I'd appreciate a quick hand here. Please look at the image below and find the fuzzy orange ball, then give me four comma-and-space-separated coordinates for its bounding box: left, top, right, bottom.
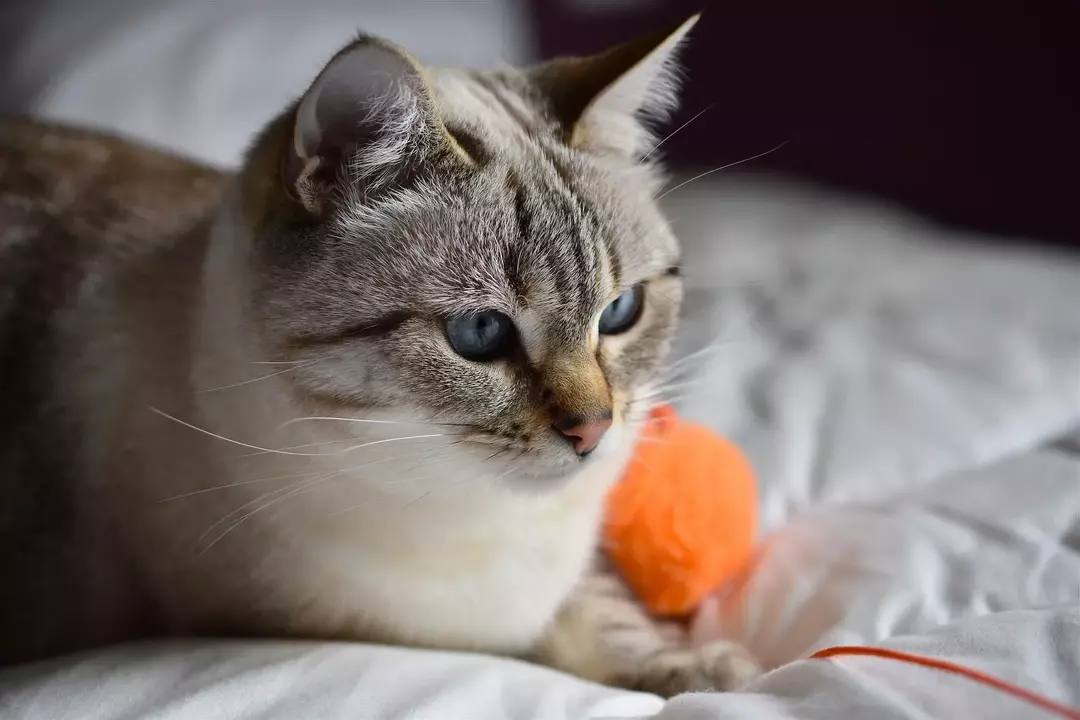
604, 405, 758, 617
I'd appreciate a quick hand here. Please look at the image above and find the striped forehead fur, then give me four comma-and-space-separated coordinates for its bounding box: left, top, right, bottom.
326, 70, 633, 313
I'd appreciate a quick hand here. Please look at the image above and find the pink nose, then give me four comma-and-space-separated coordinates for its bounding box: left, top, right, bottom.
554, 415, 613, 456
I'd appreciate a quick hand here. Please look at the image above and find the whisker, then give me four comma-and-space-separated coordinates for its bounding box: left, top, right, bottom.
249, 360, 309, 365
195, 439, 474, 550
150, 407, 444, 458
401, 444, 514, 510
149, 407, 353, 457
339, 433, 445, 454
658, 138, 792, 200
196, 360, 320, 393
330, 448, 468, 516
658, 346, 727, 382
490, 454, 524, 483
483, 448, 508, 463
160, 468, 330, 502
639, 104, 714, 164
659, 316, 757, 382
642, 376, 706, 397
282, 415, 476, 430
240, 437, 357, 457
280, 415, 423, 429
166, 441, 462, 503
199, 472, 339, 554
198, 445, 458, 550
196, 474, 324, 551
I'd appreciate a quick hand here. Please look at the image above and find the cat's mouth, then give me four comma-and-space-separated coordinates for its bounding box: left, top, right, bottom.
457, 428, 590, 472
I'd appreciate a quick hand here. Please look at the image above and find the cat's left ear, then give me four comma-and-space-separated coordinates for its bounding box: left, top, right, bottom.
532, 14, 699, 157
285, 36, 451, 214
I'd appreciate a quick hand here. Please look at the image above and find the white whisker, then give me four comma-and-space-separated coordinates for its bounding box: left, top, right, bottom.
339, 433, 445, 454
199, 472, 340, 554
197, 360, 320, 393
280, 415, 427, 429
328, 449, 465, 517
240, 437, 356, 458
195, 442, 469, 552
159, 468, 330, 502
149, 407, 444, 458
249, 360, 309, 365
658, 139, 791, 199
659, 311, 757, 383
165, 442, 456, 503
490, 457, 522, 483
639, 104, 714, 164
149, 407, 347, 457
196, 474, 323, 551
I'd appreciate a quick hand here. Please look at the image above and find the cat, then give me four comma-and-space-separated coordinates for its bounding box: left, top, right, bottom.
0, 16, 760, 696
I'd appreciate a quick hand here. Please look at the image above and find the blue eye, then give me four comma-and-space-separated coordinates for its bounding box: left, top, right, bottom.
598, 285, 644, 335
445, 311, 514, 361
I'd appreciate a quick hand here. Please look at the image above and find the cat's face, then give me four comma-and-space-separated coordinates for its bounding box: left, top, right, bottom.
240, 21, 694, 486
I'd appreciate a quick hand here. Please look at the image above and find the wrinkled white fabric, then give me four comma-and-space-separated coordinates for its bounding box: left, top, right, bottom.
0, 641, 660, 720
667, 178, 1080, 668
3, 609, 1077, 719
664, 607, 1080, 720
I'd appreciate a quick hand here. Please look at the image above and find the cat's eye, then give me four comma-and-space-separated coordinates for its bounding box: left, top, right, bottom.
598, 284, 644, 335
445, 311, 515, 361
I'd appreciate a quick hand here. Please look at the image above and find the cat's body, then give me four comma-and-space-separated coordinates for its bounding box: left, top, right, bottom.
0, 20, 759, 695
0, 117, 613, 656
0, 120, 222, 659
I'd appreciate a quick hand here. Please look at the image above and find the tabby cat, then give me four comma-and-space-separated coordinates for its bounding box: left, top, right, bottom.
0, 16, 759, 695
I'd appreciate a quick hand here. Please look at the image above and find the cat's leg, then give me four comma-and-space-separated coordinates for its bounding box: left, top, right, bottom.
535, 565, 761, 697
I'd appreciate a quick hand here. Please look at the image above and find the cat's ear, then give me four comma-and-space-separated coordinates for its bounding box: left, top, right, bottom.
286, 36, 445, 213
531, 14, 699, 157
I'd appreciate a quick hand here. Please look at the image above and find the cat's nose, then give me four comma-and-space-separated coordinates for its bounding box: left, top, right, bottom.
552, 412, 613, 456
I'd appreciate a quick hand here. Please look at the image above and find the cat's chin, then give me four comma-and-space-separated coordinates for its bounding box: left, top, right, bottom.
503, 459, 584, 489
494, 435, 633, 493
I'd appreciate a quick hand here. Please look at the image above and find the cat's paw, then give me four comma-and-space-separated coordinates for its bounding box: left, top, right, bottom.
619, 640, 762, 697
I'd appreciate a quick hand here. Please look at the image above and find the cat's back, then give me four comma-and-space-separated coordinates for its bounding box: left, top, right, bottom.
0, 117, 224, 268
0, 118, 225, 326
0, 118, 224, 663
0, 117, 226, 423
0, 117, 226, 456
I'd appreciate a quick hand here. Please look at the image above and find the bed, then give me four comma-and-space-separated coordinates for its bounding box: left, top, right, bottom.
1, 2, 1078, 718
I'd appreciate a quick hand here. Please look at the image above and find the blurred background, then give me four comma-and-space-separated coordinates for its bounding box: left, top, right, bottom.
1, 0, 1077, 247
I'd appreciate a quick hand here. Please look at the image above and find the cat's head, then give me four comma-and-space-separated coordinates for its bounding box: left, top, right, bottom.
237, 18, 696, 487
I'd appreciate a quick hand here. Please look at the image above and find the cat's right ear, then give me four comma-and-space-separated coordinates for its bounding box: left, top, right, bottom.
285, 37, 441, 214
531, 15, 698, 158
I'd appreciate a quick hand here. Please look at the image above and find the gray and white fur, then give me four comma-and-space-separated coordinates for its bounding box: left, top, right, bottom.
0, 17, 759, 695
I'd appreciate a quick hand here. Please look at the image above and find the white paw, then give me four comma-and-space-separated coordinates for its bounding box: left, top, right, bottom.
622, 640, 762, 697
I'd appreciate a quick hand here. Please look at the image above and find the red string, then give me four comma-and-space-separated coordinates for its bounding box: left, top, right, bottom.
811, 645, 1080, 720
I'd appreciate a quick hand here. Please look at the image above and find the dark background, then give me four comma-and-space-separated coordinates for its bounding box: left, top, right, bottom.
528, 0, 1080, 247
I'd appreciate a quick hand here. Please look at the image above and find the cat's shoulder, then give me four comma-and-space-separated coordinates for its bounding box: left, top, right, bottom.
0, 117, 225, 253
0, 117, 227, 360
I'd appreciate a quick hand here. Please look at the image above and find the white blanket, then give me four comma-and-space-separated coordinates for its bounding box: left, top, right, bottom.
667, 178, 1080, 669
2, 1, 1079, 717
5, 608, 1077, 719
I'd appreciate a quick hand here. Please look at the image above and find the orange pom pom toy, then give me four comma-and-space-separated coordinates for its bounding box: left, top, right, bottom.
604, 404, 758, 617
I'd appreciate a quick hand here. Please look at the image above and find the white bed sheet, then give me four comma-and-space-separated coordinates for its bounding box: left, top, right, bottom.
3, 608, 1078, 719
666, 178, 1080, 669
2, 1, 1080, 717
